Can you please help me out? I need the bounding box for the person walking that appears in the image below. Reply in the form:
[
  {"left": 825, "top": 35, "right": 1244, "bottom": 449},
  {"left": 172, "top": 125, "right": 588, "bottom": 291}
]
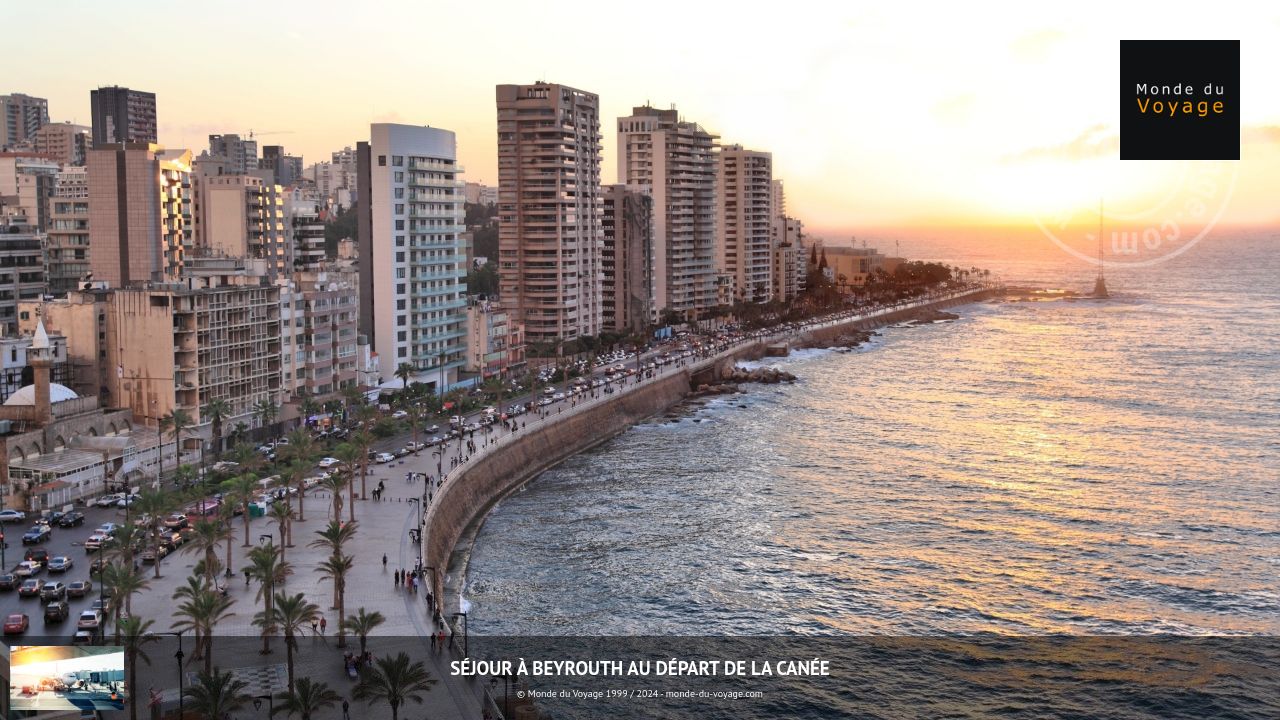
[
  {"left": 394, "top": 569, "right": 399, "bottom": 587},
  {"left": 311, "top": 618, "right": 318, "bottom": 635},
  {"left": 342, "top": 698, "right": 350, "bottom": 720},
  {"left": 320, "top": 615, "right": 327, "bottom": 635},
  {"left": 382, "top": 553, "right": 387, "bottom": 569}
]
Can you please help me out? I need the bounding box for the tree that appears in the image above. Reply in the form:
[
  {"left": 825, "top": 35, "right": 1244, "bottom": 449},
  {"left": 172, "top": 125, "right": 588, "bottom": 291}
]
[
  {"left": 202, "top": 398, "right": 232, "bottom": 463},
  {"left": 101, "top": 564, "right": 150, "bottom": 642},
  {"left": 395, "top": 362, "right": 416, "bottom": 390},
  {"left": 217, "top": 501, "right": 238, "bottom": 578},
  {"left": 184, "top": 668, "right": 250, "bottom": 720},
  {"left": 353, "top": 652, "right": 437, "bottom": 720},
  {"left": 271, "top": 677, "right": 342, "bottom": 720},
  {"left": 171, "top": 575, "right": 236, "bottom": 675},
  {"left": 183, "top": 518, "right": 232, "bottom": 586},
  {"left": 223, "top": 473, "right": 260, "bottom": 548},
  {"left": 316, "top": 553, "right": 353, "bottom": 648},
  {"left": 256, "top": 592, "right": 319, "bottom": 692},
  {"left": 246, "top": 544, "right": 292, "bottom": 655},
  {"left": 317, "top": 472, "right": 347, "bottom": 523},
  {"left": 158, "top": 408, "right": 194, "bottom": 482},
  {"left": 254, "top": 398, "right": 279, "bottom": 441},
  {"left": 268, "top": 501, "right": 295, "bottom": 563},
  {"left": 308, "top": 520, "right": 358, "bottom": 558},
  {"left": 119, "top": 616, "right": 157, "bottom": 720},
  {"left": 134, "top": 489, "right": 176, "bottom": 579},
  {"left": 343, "top": 608, "right": 386, "bottom": 657},
  {"left": 279, "top": 429, "right": 316, "bottom": 526}
]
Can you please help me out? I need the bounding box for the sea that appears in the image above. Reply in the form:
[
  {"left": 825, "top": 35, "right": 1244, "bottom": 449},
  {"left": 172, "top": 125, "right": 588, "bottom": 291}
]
[{"left": 459, "top": 228, "right": 1280, "bottom": 719}]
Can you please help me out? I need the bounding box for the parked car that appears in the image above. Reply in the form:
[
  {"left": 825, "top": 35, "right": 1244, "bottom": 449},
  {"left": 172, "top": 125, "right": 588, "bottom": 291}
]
[
  {"left": 96, "top": 523, "right": 120, "bottom": 536},
  {"left": 71, "top": 629, "right": 95, "bottom": 644},
  {"left": 17, "top": 578, "right": 44, "bottom": 597},
  {"left": 22, "top": 525, "right": 51, "bottom": 544},
  {"left": 40, "top": 581, "right": 66, "bottom": 602},
  {"left": 23, "top": 548, "right": 49, "bottom": 565},
  {"left": 139, "top": 546, "right": 168, "bottom": 564},
  {"left": 43, "top": 600, "right": 70, "bottom": 623},
  {"left": 14, "top": 561, "right": 43, "bottom": 579},
  {"left": 3, "top": 613, "right": 29, "bottom": 634},
  {"left": 83, "top": 534, "right": 108, "bottom": 552},
  {"left": 67, "top": 580, "right": 93, "bottom": 598},
  {"left": 94, "top": 493, "right": 124, "bottom": 508},
  {"left": 47, "top": 556, "right": 73, "bottom": 573},
  {"left": 76, "top": 609, "right": 102, "bottom": 630},
  {"left": 0, "top": 573, "right": 17, "bottom": 590},
  {"left": 57, "top": 511, "right": 85, "bottom": 528},
  {"left": 317, "top": 457, "right": 339, "bottom": 468},
  {"left": 116, "top": 494, "right": 140, "bottom": 508},
  {"left": 0, "top": 509, "right": 26, "bottom": 523},
  {"left": 374, "top": 452, "right": 395, "bottom": 464},
  {"left": 162, "top": 514, "right": 189, "bottom": 530},
  {"left": 405, "top": 441, "right": 426, "bottom": 452},
  {"left": 392, "top": 410, "right": 408, "bottom": 420}
]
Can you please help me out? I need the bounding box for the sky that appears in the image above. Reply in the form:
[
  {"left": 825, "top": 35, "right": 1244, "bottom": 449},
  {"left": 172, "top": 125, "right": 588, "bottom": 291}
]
[{"left": 8, "top": 1, "right": 1280, "bottom": 240}]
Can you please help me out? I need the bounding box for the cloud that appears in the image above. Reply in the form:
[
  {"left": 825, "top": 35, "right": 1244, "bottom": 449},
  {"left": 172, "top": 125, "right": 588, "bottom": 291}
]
[
  {"left": 1010, "top": 29, "right": 1066, "bottom": 63},
  {"left": 1001, "top": 124, "right": 1117, "bottom": 164},
  {"left": 1243, "top": 125, "right": 1280, "bottom": 144}
]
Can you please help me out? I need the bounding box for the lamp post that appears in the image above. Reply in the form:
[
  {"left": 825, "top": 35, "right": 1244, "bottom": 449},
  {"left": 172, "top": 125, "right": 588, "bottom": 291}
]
[
  {"left": 259, "top": 533, "right": 275, "bottom": 655},
  {"left": 450, "top": 611, "right": 468, "bottom": 658},
  {"left": 408, "top": 497, "right": 421, "bottom": 549},
  {"left": 148, "top": 630, "right": 186, "bottom": 719},
  {"left": 253, "top": 694, "right": 275, "bottom": 715}
]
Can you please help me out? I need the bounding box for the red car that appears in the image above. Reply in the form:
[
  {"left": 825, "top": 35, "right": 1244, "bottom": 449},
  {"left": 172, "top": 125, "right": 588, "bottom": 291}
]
[{"left": 3, "top": 613, "right": 29, "bottom": 634}]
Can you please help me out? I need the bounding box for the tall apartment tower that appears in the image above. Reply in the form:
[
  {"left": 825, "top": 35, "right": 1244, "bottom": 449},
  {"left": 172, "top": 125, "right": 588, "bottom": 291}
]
[
  {"left": 90, "top": 86, "right": 158, "bottom": 145},
  {"left": 86, "top": 144, "right": 191, "bottom": 287},
  {"left": 496, "top": 82, "right": 604, "bottom": 343},
  {"left": 717, "top": 144, "right": 774, "bottom": 303},
  {"left": 207, "top": 134, "right": 259, "bottom": 175},
  {"left": 617, "top": 105, "right": 719, "bottom": 318},
  {"left": 189, "top": 169, "right": 291, "bottom": 279},
  {"left": 601, "top": 184, "right": 656, "bottom": 333},
  {"left": 356, "top": 124, "right": 468, "bottom": 392},
  {"left": 45, "top": 167, "right": 92, "bottom": 296},
  {"left": 0, "top": 94, "right": 50, "bottom": 148}
]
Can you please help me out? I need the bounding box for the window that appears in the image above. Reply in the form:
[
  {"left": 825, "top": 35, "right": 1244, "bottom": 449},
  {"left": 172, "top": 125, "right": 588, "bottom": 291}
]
[
  {"left": 397, "top": 299, "right": 406, "bottom": 310},
  {"left": 395, "top": 235, "right": 404, "bottom": 247},
  {"left": 396, "top": 268, "right": 406, "bottom": 278},
  {"left": 395, "top": 204, "right": 404, "bottom": 215},
  {"left": 378, "top": 155, "right": 386, "bottom": 166},
  {"left": 398, "top": 347, "right": 407, "bottom": 357},
  {"left": 395, "top": 187, "right": 404, "bottom": 199},
  {"left": 395, "top": 220, "right": 404, "bottom": 231},
  {"left": 394, "top": 171, "right": 404, "bottom": 182},
  {"left": 397, "top": 331, "right": 407, "bottom": 341},
  {"left": 395, "top": 252, "right": 405, "bottom": 263},
  {"left": 392, "top": 156, "right": 404, "bottom": 166},
  {"left": 397, "top": 316, "right": 406, "bottom": 326},
  {"left": 396, "top": 283, "right": 405, "bottom": 295}
]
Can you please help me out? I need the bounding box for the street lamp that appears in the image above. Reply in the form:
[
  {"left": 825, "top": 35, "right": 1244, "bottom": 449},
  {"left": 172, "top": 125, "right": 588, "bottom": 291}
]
[
  {"left": 253, "top": 694, "right": 275, "bottom": 714},
  {"left": 148, "top": 630, "right": 186, "bottom": 719},
  {"left": 408, "top": 497, "right": 421, "bottom": 549},
  {"left": 450, "top": 611, "right": 468, "bottom": 658},
  {"left": 424, "top": 565, "right": 438, "bottom": 616}
]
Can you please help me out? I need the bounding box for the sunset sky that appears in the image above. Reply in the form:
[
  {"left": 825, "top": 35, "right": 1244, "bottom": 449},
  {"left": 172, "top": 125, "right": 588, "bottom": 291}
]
[{"left": 8, "top": 1, "right": 1280, "bottom": 238}]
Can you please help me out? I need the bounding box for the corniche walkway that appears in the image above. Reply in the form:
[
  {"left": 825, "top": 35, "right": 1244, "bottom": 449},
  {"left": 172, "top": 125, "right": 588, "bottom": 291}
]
[{"left": 128, "top": 286, "right": 993, "bottom": 720}]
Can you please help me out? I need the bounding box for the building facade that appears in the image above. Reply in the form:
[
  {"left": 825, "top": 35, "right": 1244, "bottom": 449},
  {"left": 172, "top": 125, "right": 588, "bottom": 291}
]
[
  {"left": 45, "top": 167, "right": 92, "bottom": 296},
  {"left": 0, "top": 222, "right": 46, "bottom": 334},
  {"left": 190, "top": 172, "right": 291, "bottom": 279},
  {"left": 463, "top": 299, "right": 526, "bottom": 378},
  {"left": 0, "top": 94, "right": 49, "bottom": 149},
  {"left": 87, "top": 144, "right": 192, "bottom": 287},
  {"left": 717, "top": 144, "right": 774, "bottom": 304},
  {"left": 0, "top": 152, "right": 59, "bottom": 231},
  {"left": 617, "top": 105, "right": 719, "bottom": 317},
  {"left": 90, "top": 86, "right": 157, "bottom": 146},
  {"left": 496, "top": 82, "right": 604, "bottom": 343},
  {"left": 601, "top": 184, "right": 656, "bottom": 333},
  {"left": 33, "top": 122, "right": 90, "bottom": 166},
  {"left": 207, "top": 134, "right": 259, "bottom": 175},
  {"left": 279, "top": 268, "right": 359, "bottom": 402},
  {"left": 771, "top": 215, "right": 805, "bottom": 303},
  {"left": 356, "top": 124, "right": 468, "bottom": 391}
]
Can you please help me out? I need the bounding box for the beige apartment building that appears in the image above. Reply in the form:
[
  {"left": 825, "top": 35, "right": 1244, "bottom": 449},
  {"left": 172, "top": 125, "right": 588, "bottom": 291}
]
[
  {"left": 33, "top": 122, "right": 90, "bottom": 166},
  {"left": 717, "top": 145, "right": 774, "bottom": 304},
  {"left": 771, "top": 215, "right": 805, "bottom": 303},
  {"left": 617, "top": 105, "right": 719, "bottom": 318},
  {"left": 496, "top": 82, "right": 604, "bottom": 343},
  {"left": 87, "top": 143, "right": 192, "bottom": 287},
  {"left": 45, "top": 166, "right": 91, "bottom": 296},
  {"left": 601, "top": 184, "right": 656, "bottom": 333},
  {"left": 190, "top": 171, "right": 291, "bottom": 279},
  {"left": 463, "top": 298, "right": 526, "bottom": 378},
  {"left": 0, "top": 152, "right": 59, "bottom": 231}
]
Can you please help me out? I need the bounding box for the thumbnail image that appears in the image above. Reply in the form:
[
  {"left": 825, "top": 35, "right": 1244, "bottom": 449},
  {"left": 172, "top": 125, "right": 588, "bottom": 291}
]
[{"left": 9, "top": 645, "right": 125, "bottom": 714}]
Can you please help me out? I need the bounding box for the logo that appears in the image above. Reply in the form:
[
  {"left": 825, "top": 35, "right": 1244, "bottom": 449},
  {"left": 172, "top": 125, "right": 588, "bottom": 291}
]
[{"left": 1120, "top": 40, "right": 1239, "bottom": 160}]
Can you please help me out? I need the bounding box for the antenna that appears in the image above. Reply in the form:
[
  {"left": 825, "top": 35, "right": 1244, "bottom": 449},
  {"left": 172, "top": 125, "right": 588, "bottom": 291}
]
[{"left": 1093, "top": 198, "right": 1109, "bottom": 298}]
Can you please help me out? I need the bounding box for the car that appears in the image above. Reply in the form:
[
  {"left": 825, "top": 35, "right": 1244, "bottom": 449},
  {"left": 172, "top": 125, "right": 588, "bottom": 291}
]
[
  {"left": 90, "top": 598, "right": 108, "bottom": 612},
  {"left": 57, "top": 511, "right": 85, "bottom": 528},
  {"left": 116, "top": 494, "right": 140, "bottom": 508},
  {"left": 96, "top": 523, "right": 121, "bottom": 536},
  {"left": 76, "top": 609, "right": 102, "bottom": 630},
  {"left": 374, "top": 452, "right": 395, "bottom": 464},
  {"left": 163, "top": 514, "right": 189, "bottom": 530},
  {"left": 4, "top": 613, "right": 29, "bottom": 634},
  {"left": 317, "top": 457, "right": 339, "bottom": 468},
  {"left": 22, "top": 525, "right": 51, "bottom": 544},
  {"left": 71, "top": 629, "right": 95, "bottom": 644},
  {"left": 139, "top": 546, "right": 168, "bottom": 564},
  {"left": 256, "top": 445, "right": 273, "bottom": 454},
  {"left": 426, "top": 424, "right": 440, "bottom": 433},
  {"left": 18, "top": 578, "right": 44, "bottom": 597},
  {"left": 393, "top": 448, "right": 410, "bottom": 458},
  {"left": 0, "top": 509, "right": 26, "bottom": 523},
  {"left": 94, "top": 493, "right": 124, "bottom": 508},
  {"left": 40, "top": 581, "right": 66, "bottom": 602},
  {"left": 0, "top": 573, "right": 17, "bottom": 590},
  {"left": 47, "top": 556, "right": 72, "bottom": 573},
  {"left": 405, "top": 441, "right": 426, "bottom": 452},
  {"left": 67, "top": 580, "right": 92, "bottom": 598},
  {"left": 89, "top": 558, "right": 107, "bottom": 576},
  {"left": 392, "top": 410, "right": 408, "bottom": 420},
  {"left": 43, "top": 600, "right": 70, "bottom": 623},
  {"left": 14, "top": 561, "right": 43, "bottom": 578},
  {"left": 553, "top": 393, "right": 565, "bottom": 401},
  {"left": 83, "top": 534, "right": 107, "bottom": 552},
  {"left": 23, "top": 548, "right": 49, "bottom": 565}
]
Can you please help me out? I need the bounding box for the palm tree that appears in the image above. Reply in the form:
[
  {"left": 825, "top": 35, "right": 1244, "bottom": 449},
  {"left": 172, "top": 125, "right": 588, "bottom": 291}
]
[
  {"left": 202, "top": 398, "right": 232, "bottom": 464},
  {"left": 158, "top": 408, "right": 194, "bottom": 482},
  {"left": 230, "top": 420, "right": 250, "bottom": 447},
  {"left": 254, "top": 398, "right": 280, "bottom": 441},
  {"left": 184, "top": 668, "right": 250, "bottom": 720},
  {"left": 223, "top": 473, "right": 260, "bottom": 547},
  {"left": 217, "top": 501, "right": 238, "bottom": 578},
  {"left": 134, "top": 489, "right": 176, "bottom": 579},
  {"left": 284, "top": 459, "right": 311, "bottom": 530},
  {"left": 316, "top": 553, "right": 353, "bottom": 648},
  {"left": 171, "top": 575, "right": 236, "bottom": 675},
  {"left": 317, "top": 472, "right": 347, "bottom": 523},
  {"left": 119, "top": 616, "right": 157, "bottom": 720},
  {"left": 298, "top": 393, "right": 322, "bottom": 432},
  {"left": 353, "top": 652, "right": 437, "bottom": 720},
  {"left": 343, "top": 608, "right": 385, "bottom": 657},
  {"left": 246, "top": 544, "right": 292, "bottom": 655},
  {"left": 395, "top": 362, "right": 416, "bottom": 390},
  {"left": 101, "top": 564, "right": 150, "bottom": 641},
  {"left": 271, "top": 677, "right": 341, "bottom": 720},
  {"left": 183, "top": 518, "right": 232, "bottom": 586},
  {"left": 256, "top": 592, "right": 319, "bottom": 692},
  {"left": 309, "top": 520, "right": 357, "bottom": 558},
  {"left": 353, "top": 406, "right": 377, "bottom": 501},
  {"left": 267, "top": 501, "right": 295, "bottom": 562},
  {"left": 278, "top": 429, "right": 315, "bottom": 533}
]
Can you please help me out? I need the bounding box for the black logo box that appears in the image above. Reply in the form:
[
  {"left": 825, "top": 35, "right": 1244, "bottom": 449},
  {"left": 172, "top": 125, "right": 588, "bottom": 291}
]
[{"left": 1120, "top": 40, "right": 1239, "bottom": 160}]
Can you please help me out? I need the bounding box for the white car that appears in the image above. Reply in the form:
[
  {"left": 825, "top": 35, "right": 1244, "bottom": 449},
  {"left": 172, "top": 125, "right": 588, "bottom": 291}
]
[
  {"left": 405, "top": 441, "right": 426, "bottom": 452},
  {"left": 392, "top": 410, "right": 408, "bottom": 420},
  {"left": 317, "top": 457, "right": 340, "bottom": 468},
  {"left": 0, "top": 509, "right": 26, "bottom": 523},
  {"left": 552, "top": 393, "right": 565, "bottom": 401},
  {"left": 374, "top": 452, "right": 396, "bottom": 464},
  {"left": 94, "top": 494, "right": 124, "bottom": 508}
]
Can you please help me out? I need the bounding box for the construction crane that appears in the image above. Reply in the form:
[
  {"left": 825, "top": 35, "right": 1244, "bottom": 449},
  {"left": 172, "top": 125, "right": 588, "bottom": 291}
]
[{"left": 248, "top": 129, "right": 295, "bottom": 139}]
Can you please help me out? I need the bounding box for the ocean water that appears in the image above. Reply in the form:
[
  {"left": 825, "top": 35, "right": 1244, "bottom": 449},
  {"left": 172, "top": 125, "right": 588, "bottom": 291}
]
[{"left": 461, "top": 230, "right": 1280, "bottom": 716}]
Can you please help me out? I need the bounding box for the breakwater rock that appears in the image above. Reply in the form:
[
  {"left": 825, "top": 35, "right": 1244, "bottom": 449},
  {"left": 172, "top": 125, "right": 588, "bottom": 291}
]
[
  {"left": 726, "top": 366, "right": 797, "bottom": 384},
  {"left": 908, "top": 308, "right": 960, "bottom": 324},
  {"left": 804, "top": 329, "right": 878, "bottom": 350}
]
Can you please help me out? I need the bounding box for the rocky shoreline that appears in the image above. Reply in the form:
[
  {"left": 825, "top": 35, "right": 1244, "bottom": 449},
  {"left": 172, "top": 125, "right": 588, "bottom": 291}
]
[{"left": 690, "top": 366, "right": 797, "bottom": 397}]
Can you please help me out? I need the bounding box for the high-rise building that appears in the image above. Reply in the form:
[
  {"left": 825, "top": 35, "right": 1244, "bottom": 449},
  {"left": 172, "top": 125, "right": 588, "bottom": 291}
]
[
  {"left": 717, "top": 144, "right": 774, "bottom": 304},
  {"left": 496, "top": 82, "right": 604, "bottom": 343},
  {"left": 356, "top": 123, "right": 467, "bottom": 391},
  {"left": 86, "top": 143, "right": 192, "bottom": 287},
  {"left": 189, "top": 165, "right": 291, "bottom": 279},
  {"left": 206, "top": 134, "right": 258, "bottom": 175},
  {"left": 45, "top": 167, "right": 92, "bottom": 296},
  {"left": 617, "top": 105, "right": 719, "bottom": 318},
  {"left": 278, "top": 268, "right": 359, "bottom": 402},
  {"left": 0, "top": 94, "right": 49, "bottom": 149},
  {"left": 261, "top": 145, "right": 302, "bottom": 186},
  {"left": 0, "top": 220, "right": 46, "bottom": 334},
  {"left": 771, "top": 215, "right": 804, "bottom": 303},
  {"left": 601, "top": 184, "right": 656, "bottom": 333},
  {"left": 33, "top": 122, "right": 91, "bottom": 166},
  {"left": 287, "top": 191, "right": 327, "bottom": 268},
  {"left": 0, "top": 152, "right": 59, "bottom": 230},
  {"left": 463, "top": 298, "right": 526, "bottom": 378},
  {"left": 90, "top": 86, "right": 157, "bottom": 145}
]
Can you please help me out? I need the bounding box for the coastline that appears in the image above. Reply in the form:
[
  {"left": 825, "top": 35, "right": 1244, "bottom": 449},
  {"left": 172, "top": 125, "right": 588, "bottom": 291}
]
[{"left": 421, "top": 287, "right": 1000, "bottom": 620}]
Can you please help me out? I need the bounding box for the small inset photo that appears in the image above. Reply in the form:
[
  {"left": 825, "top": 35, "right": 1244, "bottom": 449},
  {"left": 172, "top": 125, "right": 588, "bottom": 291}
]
[{"left": 9, "top": 645, "right": 126, "bottom": 714}]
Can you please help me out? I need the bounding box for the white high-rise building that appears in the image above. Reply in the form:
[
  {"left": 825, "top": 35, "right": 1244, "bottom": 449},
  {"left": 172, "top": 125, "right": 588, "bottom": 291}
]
[
  {"left": 717, "top": 144, "right": 774, "bottom": 303},
  {"left": 356, "top": 124, "right": 467, "bottom": 392}
]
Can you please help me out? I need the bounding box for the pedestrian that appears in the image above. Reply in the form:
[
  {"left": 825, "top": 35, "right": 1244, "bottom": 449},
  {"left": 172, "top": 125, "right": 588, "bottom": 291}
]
[
  {"left": 320, "top": 615, "right": 327, "bottom": 634},
  {"left": 382, "top": 553, "right": 387, "bottom": 569},
  {"left": 436, "top": 630, "right": 445, "bottom": 652},
  {"left": 430, "top": 631, "right": 437, "bottom": 651},
  {"left": 342, "top": 698, "right": 350, "bottom": 720},
  {"left": 244, "top": 568, "right": 251, "bottom": 587},
  {"left": 412, "top": 575, "right": 419, "bottom": 593},
  {"left": 311, "top": 618, "right": 318, "bottom": 634}
]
